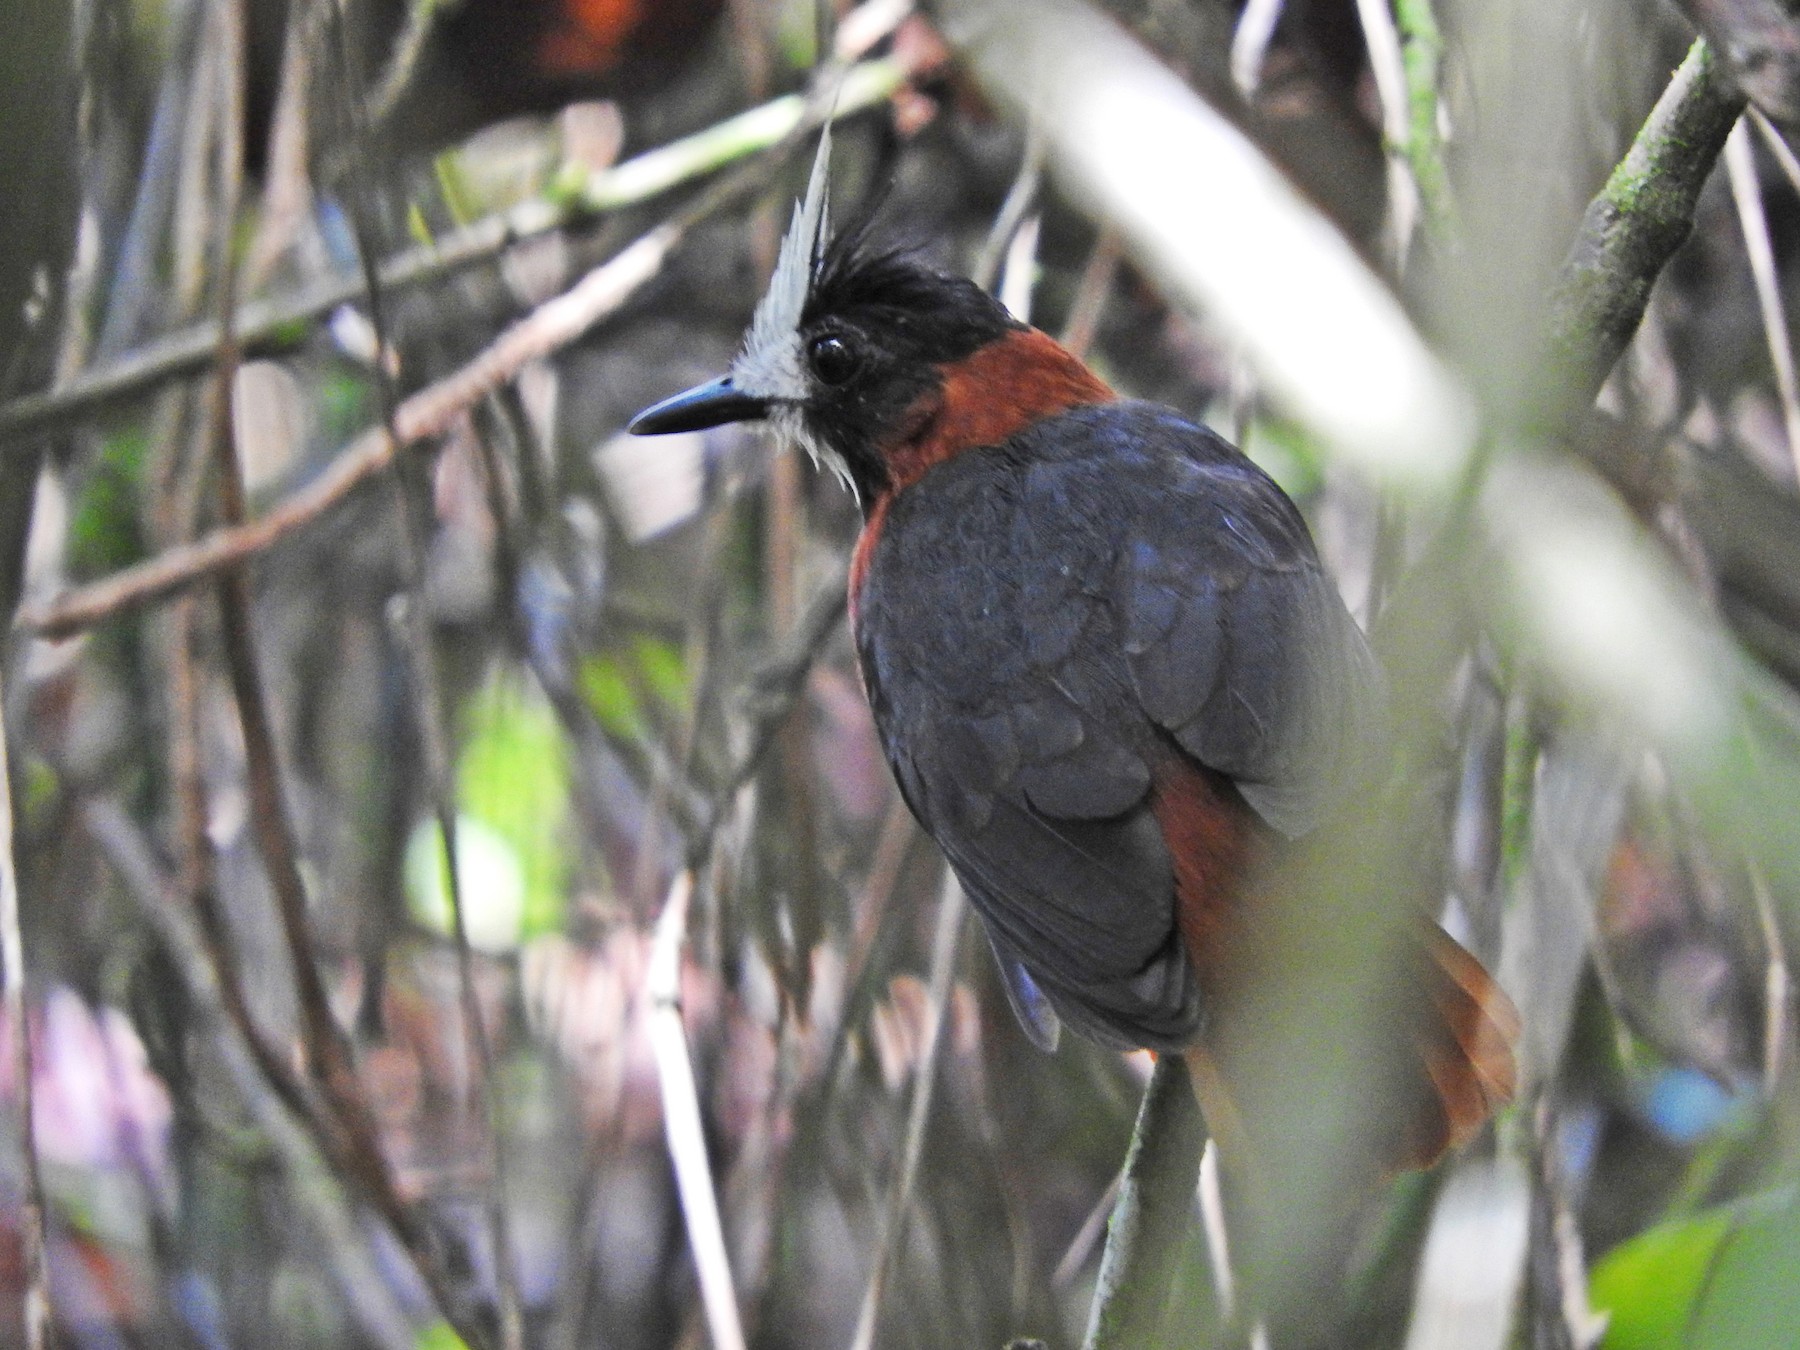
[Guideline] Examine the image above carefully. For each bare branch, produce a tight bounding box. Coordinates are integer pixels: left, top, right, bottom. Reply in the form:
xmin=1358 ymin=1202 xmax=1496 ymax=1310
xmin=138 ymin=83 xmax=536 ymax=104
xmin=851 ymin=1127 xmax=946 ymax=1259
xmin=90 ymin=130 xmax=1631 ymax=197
xmin=1352 ymin=0 xmax=1422 ymax=267
xmin=1231 ymin=0 xmax=1285 ymax=98
xmin=1546 ymin=39 xmax=1745 ymax=419
xmin=1081 ymin=1056 xmax=1209 ymax=1350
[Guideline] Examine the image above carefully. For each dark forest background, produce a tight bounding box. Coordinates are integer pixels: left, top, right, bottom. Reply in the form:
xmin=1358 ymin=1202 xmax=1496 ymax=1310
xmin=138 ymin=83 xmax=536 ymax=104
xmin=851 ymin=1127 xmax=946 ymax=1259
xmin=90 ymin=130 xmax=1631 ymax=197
xmin=4 ymin=0 xmax=1800 ymax=1347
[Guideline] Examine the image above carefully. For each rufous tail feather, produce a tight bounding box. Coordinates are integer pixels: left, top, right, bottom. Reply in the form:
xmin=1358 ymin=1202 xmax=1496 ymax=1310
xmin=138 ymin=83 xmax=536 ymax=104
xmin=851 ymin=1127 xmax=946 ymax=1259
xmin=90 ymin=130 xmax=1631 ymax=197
xmin=1175 ymin=926 xmax=1518 ymax=1176
xmin=1405 ymin=925 xmax=1519 ymax=1169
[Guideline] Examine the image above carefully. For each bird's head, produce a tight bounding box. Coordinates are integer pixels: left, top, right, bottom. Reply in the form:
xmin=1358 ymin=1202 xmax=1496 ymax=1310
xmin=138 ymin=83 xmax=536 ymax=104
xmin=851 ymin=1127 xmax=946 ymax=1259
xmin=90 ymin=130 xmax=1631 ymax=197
xmin=629 ymin=129 xmax=1113 ymax=507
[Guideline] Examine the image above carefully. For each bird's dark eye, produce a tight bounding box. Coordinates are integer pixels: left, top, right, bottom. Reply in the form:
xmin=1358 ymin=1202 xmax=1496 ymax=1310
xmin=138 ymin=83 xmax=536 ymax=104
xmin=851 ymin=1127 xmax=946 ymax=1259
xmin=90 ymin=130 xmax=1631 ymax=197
xmin=807 ymin=332 xmax=860 ymax=386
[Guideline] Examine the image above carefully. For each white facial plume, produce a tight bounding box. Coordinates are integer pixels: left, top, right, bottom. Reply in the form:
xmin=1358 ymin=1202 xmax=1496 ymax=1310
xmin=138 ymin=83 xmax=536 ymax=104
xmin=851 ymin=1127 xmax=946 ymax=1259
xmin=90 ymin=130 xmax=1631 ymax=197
xmin=733 ymin=124 xmax=833 ymax=405
xmin=729 ymin=127 xmax=857 ymax=491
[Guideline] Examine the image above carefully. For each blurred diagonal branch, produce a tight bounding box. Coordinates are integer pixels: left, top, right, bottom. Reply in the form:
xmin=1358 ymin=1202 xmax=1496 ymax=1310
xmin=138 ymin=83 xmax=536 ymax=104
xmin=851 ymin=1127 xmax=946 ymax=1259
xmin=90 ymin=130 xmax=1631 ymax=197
xmin=944 ymin=0 xmax=1475 ymax=486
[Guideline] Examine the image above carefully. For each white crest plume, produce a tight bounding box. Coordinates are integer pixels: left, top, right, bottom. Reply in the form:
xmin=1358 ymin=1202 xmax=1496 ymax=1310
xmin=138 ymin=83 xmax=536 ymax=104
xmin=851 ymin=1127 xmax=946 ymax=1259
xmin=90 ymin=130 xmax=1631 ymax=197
xmin=731 ymin=123 xmax=834 ymax=407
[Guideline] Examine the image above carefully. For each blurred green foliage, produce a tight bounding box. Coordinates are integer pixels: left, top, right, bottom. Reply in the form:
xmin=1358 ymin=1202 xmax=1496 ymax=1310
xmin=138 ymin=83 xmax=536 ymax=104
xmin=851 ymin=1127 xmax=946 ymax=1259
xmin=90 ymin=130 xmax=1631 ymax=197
xmin=1592 ymin=1188 xmax=1800 ymax=1349
xmin=67 ymin=428 xmax=150 ymax=580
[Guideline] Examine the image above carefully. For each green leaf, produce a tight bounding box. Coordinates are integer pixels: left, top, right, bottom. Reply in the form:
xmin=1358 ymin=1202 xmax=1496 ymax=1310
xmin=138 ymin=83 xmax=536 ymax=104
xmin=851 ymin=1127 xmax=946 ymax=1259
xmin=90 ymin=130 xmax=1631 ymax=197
xmin=67 ymin=426 xmax=150 ymax=579
xmin=579 ymin=654 xmax=649 ymax=742
xmin=404 ymin=814 xmax=527 ymax=953
xmin=1689 ymin=1198 xmax=1800 ymax=1350
xmin=413 ymin=1321 xmax=469 ymax=1350
xmin=1242 ymin=415 xmax=1325 ymax=501
xmin=22 ymin=757 xmax=57 ymax=825
xmin=1593 ymin=1187 xmax=1800 ymax=1350
xmin=317 ymin=369 xmax=373 ymax=443
xmin=631 ymin=635 xmax=692 ymax=716
xmin=454 ymin=673 xmax=573 ymax=939
xmin=1593 ymin=1206 xmax=1732 ymax=1348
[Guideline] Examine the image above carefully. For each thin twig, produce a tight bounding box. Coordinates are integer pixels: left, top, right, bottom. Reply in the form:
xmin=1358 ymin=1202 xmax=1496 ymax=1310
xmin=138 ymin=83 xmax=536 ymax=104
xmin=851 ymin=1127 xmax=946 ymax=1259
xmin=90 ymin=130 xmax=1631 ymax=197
xmin=1197 ymin=1138 xmax=1236 ymax=1321
xmin=1352 ymin=0 xmax=1421 ymax=269
xmin=1230 ymin=0 xmax=1285 ymax=98
xmin=999 ymin=214 xmax=1042 ymax=323
xmin=647 ymin=871 xmax=749 ymax=1350
xmin=95 ymin=0 xmax=203 ymax=361
xmin=848 ymin=869 xmax=968 ymax=1350
xmin=1748 ymin=863 xmax=1791 ymax=1089
xmin=1750 ymin=105 xmax=1800 ymax=195
xmin=389 ymin=503 xmax=527 ymax=1350
xmin=203 ymin=0 xmax=349 ymax=1109
xmin=245 ymin=0 xmax=325 ymax=288
xmin=0 ymin=681 xmax=50 ymax=1350
xmin=814 ymin=795 xmax=920 ymax=1098
xmin=631 ymin=510 xmax=729 ymax=907
xmin=843 ymin=799 xmax=919 ymax=1014
xmin=972 ymin=127 xmax=1045 ymax=293
xmin=363 ymin=0 xmax=463 ymax=130
xmin=1053 ymin=1174 xmax=1122 ymax=1290
xmin=1724 ymin=117 xmax=1800 ymax=481
xmin=714 ymin=574 xmax=851 ymax=808
xmin=0 ymin=51 xmax=915 ymax=449
xmin=1059 ymin=227 xmax=1121 ymax=359
xmin=1544 ymin=1145 xmax=1607 ymax=1350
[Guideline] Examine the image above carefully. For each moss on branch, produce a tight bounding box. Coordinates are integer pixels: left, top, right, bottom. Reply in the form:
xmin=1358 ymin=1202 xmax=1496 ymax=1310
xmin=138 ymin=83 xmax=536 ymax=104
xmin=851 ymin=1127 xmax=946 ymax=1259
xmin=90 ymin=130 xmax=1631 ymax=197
xmin=1547 ymin=39 xmax=1745 ymax=416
